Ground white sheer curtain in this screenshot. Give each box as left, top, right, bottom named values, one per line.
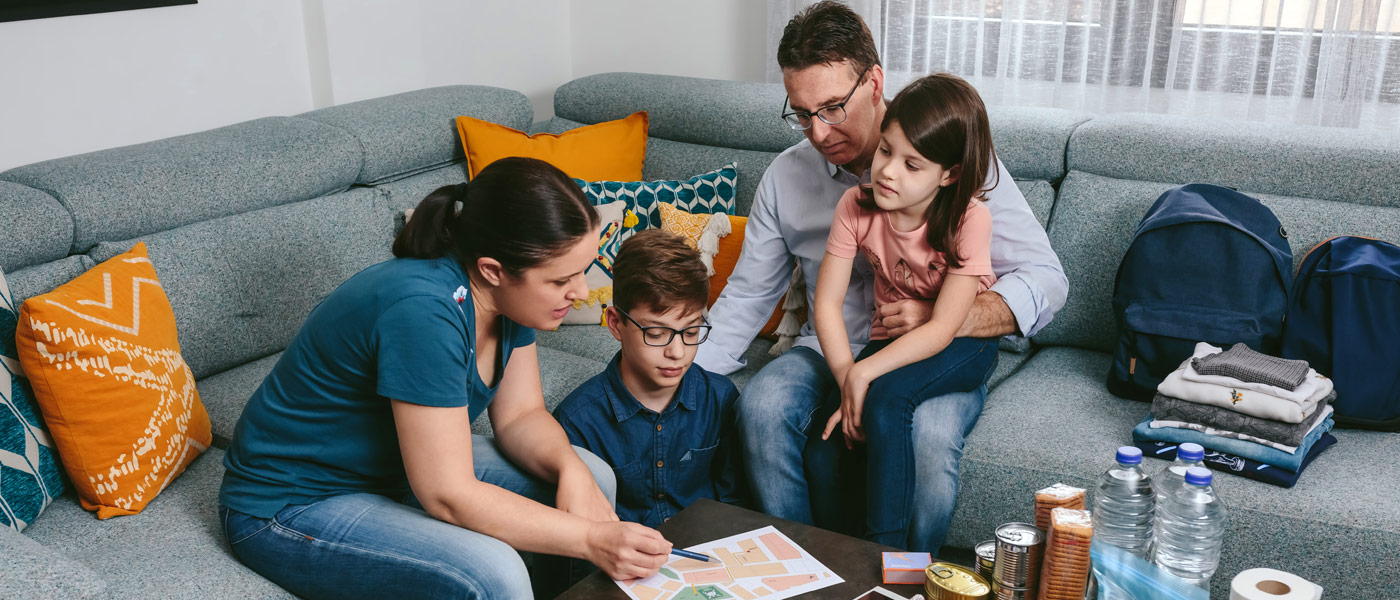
left=767, top=0, right=1400, bottom=129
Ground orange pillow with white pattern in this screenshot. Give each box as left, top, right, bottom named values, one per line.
left=16, top=243, right=211, bottom=518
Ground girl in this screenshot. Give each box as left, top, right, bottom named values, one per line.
left=218, top=157, right=671, bottom=598
left=812, top=73, right=1000, bottom=548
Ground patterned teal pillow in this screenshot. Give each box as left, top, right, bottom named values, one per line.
left=1, top=267, right=66, bottom=531
left=575, top=162, right=738, bottom=233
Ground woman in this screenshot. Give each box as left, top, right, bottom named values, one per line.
left=218, top=157, right=671, bottom=598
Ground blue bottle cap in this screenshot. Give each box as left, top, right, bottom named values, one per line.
left=1185, top=466, right=1212, bottom=486
left=1116, top=446, right=1143, bottom=465
left=1178, top=443, right=1205, bottom=461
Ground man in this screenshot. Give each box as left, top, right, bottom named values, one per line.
left=694, top=1, right=1066, bottom=553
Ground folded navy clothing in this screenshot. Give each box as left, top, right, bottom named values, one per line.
left=1134, top=434, right=1337, bottom=488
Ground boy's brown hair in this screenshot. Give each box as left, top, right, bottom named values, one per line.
left=611, top=229, right=709, bottom=315
left=777, top=0, right=881, bottom=77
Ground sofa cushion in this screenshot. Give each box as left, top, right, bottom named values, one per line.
left=198, top=353, right=282, bottom=448
left=946, top=346, right=1400, bottom=599
left=561, top=200, right=630, bottom=326
left=0, top=117, right=361, bottom=253
left=1069, top=112, right=1400, bottom=207
left=985, top=106, right=1090, bottom=183
left=87, top=188, right=394, bottom=379
left=1034, top=172, right=1400, bottom=352
left=298, top=85, right=533, bottom=185
left=23, top=448, right=295, bottom=599
left=457, top=112, right=648, bottom=181
left=17, top=243, right=213, bottom=520
left=4, top=257, right=93, bottom=306
left=378, top=163, right=471, bottom=215
left=0, top=181, right=71, bottom=272
left=554, top=73, right=803, bottom=153
left=577, top=163, right=738, bottom=234
left=1015, top=179, right=1054, bottom=230
left=0, top=524, right=106, bottom=599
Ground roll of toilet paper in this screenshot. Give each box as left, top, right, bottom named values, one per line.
left=1230, top=568, right=1322, bottom=600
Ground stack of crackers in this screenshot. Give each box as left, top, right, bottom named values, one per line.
left=1038, top=507, right=1093, bottom=600
left=1033, top=483, right=1086, bottom=532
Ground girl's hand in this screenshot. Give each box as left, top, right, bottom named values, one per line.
left=840, top=367, right=872, bottom=448
left=820, top=408, right=844, bottom=443
left=556, top=465, right=619, bottom=523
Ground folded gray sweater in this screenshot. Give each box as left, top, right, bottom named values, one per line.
left=1151, top=391, right=1334, bottom=447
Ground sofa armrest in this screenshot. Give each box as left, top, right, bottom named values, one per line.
left=0, top=526, right=107, bottom=599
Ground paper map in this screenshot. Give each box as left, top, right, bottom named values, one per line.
left=615, top=526, right=843, bottom=600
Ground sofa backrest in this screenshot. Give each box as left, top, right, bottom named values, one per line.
left=1034, top=113, right=1400, bottom=353
left=0, top=85, right=532, bottom=383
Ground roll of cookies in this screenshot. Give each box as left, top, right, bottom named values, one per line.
left=1033, top=483, right=1086, bottom=533
left=1038, top=507, right=1093, bottom=600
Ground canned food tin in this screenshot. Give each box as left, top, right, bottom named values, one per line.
left=973, top=540, right=997, bottom=584
left=923, top=562, right=990, bottom=600
left=990, top=580, right=1034, bottom=600
left=992, top=522, right=1045, bottom=589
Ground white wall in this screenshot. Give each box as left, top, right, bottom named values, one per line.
left=317, top=0, right=571, bottom=122
left=0, top=0, right=767, bottom=172
left=570, top=1, right=768, bottom=84
left=0, top=0, right=315, bottom=171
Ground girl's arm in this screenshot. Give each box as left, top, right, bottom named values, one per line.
left=814, top=251, right=857, bottom=383
left=840, top=273, right=981, bottom=442
left=852, top=272, right=981, bottom=383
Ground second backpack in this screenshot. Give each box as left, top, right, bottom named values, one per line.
left=1107, top=184, right=1293, bottom=400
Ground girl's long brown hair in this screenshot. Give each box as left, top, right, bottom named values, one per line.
left=858, top=73, right=998, bottom=269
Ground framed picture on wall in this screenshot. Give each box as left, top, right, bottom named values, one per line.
left=0, top=1, right=197, bottom=23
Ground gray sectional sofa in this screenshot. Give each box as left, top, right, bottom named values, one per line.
left=3, top=73, right=1396, bottom=599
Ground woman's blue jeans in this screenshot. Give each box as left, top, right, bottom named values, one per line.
left=219, top=436, right=615, bottom=599
left=806, top=337, right=997, bottom=549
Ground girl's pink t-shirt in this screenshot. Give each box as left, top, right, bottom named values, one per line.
left=826, top=186, right=996, bottom=340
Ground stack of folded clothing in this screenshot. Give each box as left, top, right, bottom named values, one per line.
left=1132, top=342, right=1339, bottom=488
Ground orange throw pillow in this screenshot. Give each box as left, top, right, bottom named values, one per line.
left=16, top=243, right=211, bottom=519
left=456, top=111, right=648, bottom=181
left=709, top=215, right=788, bottom=338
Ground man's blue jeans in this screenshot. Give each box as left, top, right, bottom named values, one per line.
left=738, top=343, right=993, bottom=553
left=219, top=436, right=615, bottom=599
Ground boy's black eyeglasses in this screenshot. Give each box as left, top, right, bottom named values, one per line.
left=613, top=307, right=712, bottom=346
left=780, top=66, right=870, bottom=131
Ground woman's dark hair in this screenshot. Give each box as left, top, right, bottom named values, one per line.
left=857, top=73, right=998, bottom=270
left=393, top=157, right=600, bottom=275
left=777, top=0, right=881, bottom=77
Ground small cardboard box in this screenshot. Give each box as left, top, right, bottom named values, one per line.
left=881, top=552, right=932, bottom=585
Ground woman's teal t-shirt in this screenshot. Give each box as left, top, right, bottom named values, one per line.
left=219, top=256, right=535, bottom=518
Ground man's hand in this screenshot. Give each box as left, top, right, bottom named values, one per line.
left=556, top=465, right=618, bottom=523
left=877, top=298, right=935, bottom=338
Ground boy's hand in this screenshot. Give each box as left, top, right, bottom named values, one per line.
left=557, top=465, right=618, bottom=522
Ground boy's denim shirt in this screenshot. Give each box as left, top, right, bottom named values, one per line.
left=553, top=352, right=748, bottom=527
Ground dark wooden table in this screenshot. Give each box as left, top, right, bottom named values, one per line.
left=558, top=499, right=927, bottom=599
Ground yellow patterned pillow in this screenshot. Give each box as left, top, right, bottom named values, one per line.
left=657, top=202, right=731, bottom=276
left=16, top=243, right=211, bottom=519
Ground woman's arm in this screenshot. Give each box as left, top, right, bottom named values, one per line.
left=814, top=252, right=857, bottom=383
left=487, top=343, right=617, bottom=522
left=393, top=398, right=670, bottom=580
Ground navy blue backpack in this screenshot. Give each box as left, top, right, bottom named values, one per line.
left=1281, top=236, right=1400, bottom=431
left=1107, top=184, right=1293, bottom=400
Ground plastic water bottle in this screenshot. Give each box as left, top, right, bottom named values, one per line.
left=1091, top=446, right=1156, bottom=558
left=1155, top=443, right=1206, bottom=506
left=1153, top=467, right=1227, bottom=589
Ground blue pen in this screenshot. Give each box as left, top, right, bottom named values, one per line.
left=671, top=548, right=713, bottom=562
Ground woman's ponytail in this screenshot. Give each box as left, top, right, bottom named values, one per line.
left=391, top=157, right=600, bottom=274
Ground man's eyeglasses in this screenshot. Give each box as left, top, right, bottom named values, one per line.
left=780, top=66, right=870, bottom=131
left=613, top=307, right=711, bottom=347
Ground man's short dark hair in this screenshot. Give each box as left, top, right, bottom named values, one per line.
left=776, top=1, right=881, bottom=76
left=612, top=229, right=709, bottom=315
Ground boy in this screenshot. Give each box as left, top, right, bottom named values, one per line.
left=554, top=229, right=746, bottom=527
